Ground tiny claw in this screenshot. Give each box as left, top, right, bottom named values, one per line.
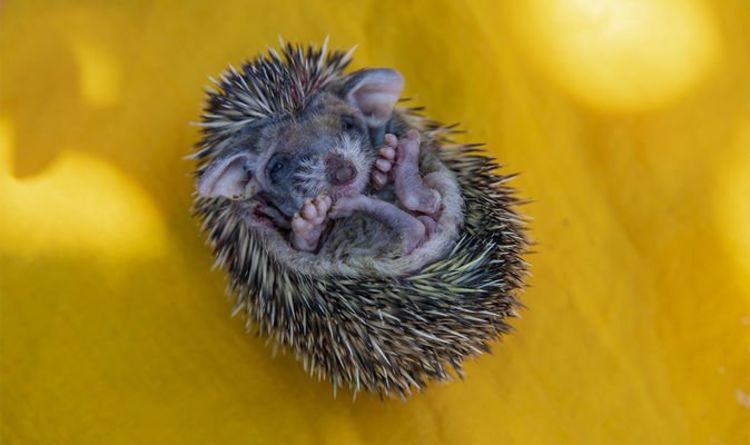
left=384, top=133, right=398, bottom=147
left=379, top=146, right=396, bottom=160
left=302, top=202, right=317, bottom=219
left=291, top=214, right=310, bottom=232
left=376, top=159, right=392, bottom=172
left=372, top=172, right=387, bottom=189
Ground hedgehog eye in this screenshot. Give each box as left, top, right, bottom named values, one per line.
left=267, top=153, right=289, bottom=183
left=270, top=160, right=285, bottom=174
left=340, top=115, right=358, bottom=133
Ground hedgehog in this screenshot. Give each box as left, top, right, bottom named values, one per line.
left=189, top=40, right=528, bottom=399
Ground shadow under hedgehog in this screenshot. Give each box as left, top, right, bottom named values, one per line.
left=190, top=41, right=528, bottom=399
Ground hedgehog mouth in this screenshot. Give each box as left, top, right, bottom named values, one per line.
left=252, top=197, right=290, bottom=229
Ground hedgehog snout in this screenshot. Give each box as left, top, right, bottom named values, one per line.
left=325, top=154, right=356, bottom=186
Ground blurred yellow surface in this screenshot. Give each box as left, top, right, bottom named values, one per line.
left=1, top=0, right=749, bottom=443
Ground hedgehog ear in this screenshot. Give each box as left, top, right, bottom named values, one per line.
left=197, top=152, right=255, bottom=199
left=341, top=68, right=404, bottom=128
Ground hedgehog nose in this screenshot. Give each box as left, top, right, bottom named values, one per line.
left=326, top=155, right=356, bottom=186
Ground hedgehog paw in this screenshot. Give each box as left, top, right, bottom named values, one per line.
left=291, top=194, right=332, bottom=252
left=371, top=133, right=398, bottom=190
left=394, top=130, right=441, bottom=215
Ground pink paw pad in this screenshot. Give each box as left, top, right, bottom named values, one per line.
left=291, top=194, right=332, bottom=252
left=372, top=133, right=398, bottom=190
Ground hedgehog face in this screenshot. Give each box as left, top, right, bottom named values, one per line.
left=196, top=69, right=404, bottom=228
left=252, top=92, right=376, bottom=218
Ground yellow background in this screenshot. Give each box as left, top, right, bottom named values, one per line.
left=1, top=0, right=749, bottom=443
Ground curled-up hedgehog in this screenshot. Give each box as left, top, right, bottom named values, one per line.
left=190, top=41, right=528, bottom=398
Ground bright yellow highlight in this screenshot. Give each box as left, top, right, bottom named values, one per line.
left=1, top=1, right=749, bottom=444
left=717, top=120, right=750, bottom=294
left=0, top=119, right=167, bottom=259
left=505, top=0, right=720, bottom=111
left=70, top=39, right=122, bottom=107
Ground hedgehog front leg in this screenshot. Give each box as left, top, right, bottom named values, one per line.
left=330, top=194, right=427, bottom=254
left=291, top=194, right=332, bottom=252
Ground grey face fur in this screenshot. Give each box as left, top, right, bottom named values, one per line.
left=197, top=69, right=404, bottom=224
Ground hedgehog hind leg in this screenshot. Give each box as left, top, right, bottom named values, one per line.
left=330, top=194, right=427, bottom=254
left=393, top=130, right=441, bottom=215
